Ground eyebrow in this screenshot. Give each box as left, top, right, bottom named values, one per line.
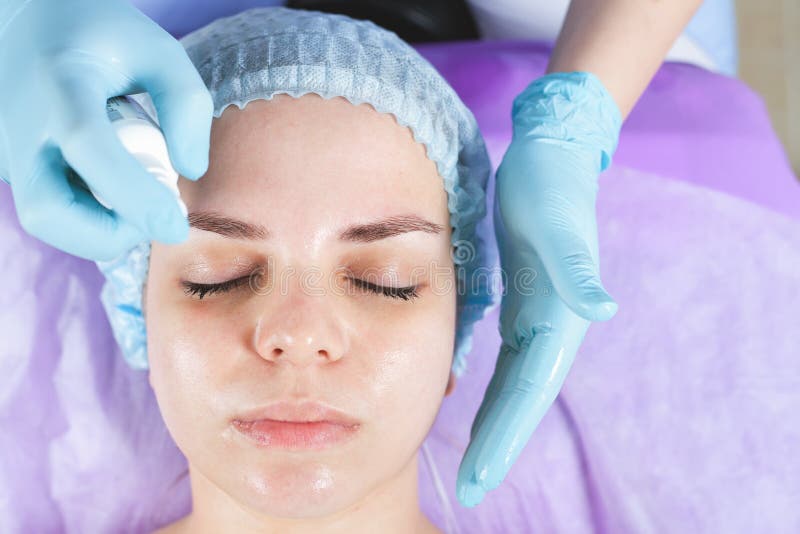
left=339, top=214, right=445, bottom=242
left=188, top=211, right=445, bottom=242
left=188, top=211, right=268, bottom=240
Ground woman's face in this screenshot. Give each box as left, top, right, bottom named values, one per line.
left=145, top=95, right=456, bottom=519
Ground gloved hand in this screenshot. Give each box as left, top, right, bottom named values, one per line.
left=457, top=71, right=623, bottom=506
left=0, top=0, right=213, bottom=260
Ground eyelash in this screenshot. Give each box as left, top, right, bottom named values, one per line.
left=182, top=277, right=420, bottom=301
left=182, top=276, right=250, bottom=300
left=349, top=277, right=420, bottom=301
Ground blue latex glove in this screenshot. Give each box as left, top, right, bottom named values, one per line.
left=0, top=0, right=213, bottom=260
left=457, top=71, right=623, bottom=506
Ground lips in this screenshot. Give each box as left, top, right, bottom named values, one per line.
left=231, top=401, right=360, bottom=450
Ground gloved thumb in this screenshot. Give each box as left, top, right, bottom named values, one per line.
left=536, top=227, right=618, bottom=321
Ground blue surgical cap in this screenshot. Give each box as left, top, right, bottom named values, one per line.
left=97, top=7, right=498, bottom=377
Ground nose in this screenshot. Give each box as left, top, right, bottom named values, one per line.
left=253, top=289, right=349, bottom=366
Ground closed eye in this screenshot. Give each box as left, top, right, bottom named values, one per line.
left=182, top=276, right=420, bottom=301
left=350, top=278, right=419, bottom=301
left=182, top=276, right=250, bottom=299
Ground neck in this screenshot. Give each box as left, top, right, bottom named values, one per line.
left=165, top=452, right=439, bottom=534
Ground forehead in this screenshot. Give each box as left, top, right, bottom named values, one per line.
left=179, top=94, right=449, bottom=229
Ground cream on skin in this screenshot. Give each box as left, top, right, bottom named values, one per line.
left=146, top=94, right=459, bottom=534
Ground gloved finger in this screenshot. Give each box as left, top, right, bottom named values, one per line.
left=535, top=225, right=618, bottom=322
left=457, top=331, right=575, bottom=505
left=12, top=145, right=145, bottom=261
left=468, top=332, right=517, bottom=442
left=132, top=30, right=213, bottom=181
left=53, top=86, right=189, bottom=244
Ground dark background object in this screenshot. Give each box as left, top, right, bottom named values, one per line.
left=287, top=0, right=480, bottom=43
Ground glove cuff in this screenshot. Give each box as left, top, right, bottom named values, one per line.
left=511, top=71, right=623, bottom=172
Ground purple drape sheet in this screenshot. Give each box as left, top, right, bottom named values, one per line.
left=2, top=40, right=799, bottom=533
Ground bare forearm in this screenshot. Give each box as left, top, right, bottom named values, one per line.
left=547, top=0, right=703, bottom=119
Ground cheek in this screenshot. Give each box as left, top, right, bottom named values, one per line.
left=150, top=307, right=245, bottom=389
left=144, top=273, right=247, bottom=456
left=355, top=291, right=456, bottom=452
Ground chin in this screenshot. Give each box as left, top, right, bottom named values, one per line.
left=232, top=459, right=365, bottom=519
